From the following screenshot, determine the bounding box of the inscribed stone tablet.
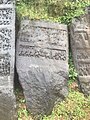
[0,0,16,119]
[70,6,90,95]
[16,20,68,118]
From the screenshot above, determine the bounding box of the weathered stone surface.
[0,0,17,119]
[70,6,90,95]
[16,20,68,118]
[0,88,16,120]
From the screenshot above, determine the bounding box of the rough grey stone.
[0,0,17,119]
[0,88,16,120]
[70,6,90,95]
[16,20,68,118]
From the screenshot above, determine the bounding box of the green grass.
[16,0,90,24]
[16,83,90,120]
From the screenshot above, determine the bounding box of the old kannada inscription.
[16,20,68,118]
[0,53,10,76]
[0,0,16,120]
[0,8,13,25]
[0,28,12,76]
[70,6,90,95]
[18,25,67,61]
[19,45,66,61]
[0,28,12,51]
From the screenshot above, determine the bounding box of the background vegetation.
[16,0,90,120]
[16,0,90,24]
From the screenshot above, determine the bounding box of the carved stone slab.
[0,0,16,119]
[70,6,90,95]
[16,20,68,118]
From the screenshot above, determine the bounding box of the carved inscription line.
[19,27,67,49]
[18,45,66,61]
[76,49,90,60]
[19,44,67,51]
[0,8,13,25]
[0,28,12,51]
[72,30,90,49]
[78,62,90,76]
[0,53,10,76]
[21,26,67,36]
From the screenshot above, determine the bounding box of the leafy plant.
[60,0,90,24]
[42,89,90,120]
[16,0,90,24]
[69,53,78,85]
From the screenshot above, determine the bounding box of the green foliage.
[42,89,90,120]
[18,108,29,119]
[60,0,90,24]
[16,0,90,24]
[69,53,78,85]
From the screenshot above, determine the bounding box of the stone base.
[0,88,17,120]
[78,76,90,96]
[17,66,68,118]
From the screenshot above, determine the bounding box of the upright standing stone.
[16,20,68,118]
[70,6,90,95]
[0,0,16,119]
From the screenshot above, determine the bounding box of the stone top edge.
[21,19,67,30]
[0,0,15,4]
[79,76,90,78]
[0,4,15,8]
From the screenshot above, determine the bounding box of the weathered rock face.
[0,0,17,119]
[70,6,90,95]
[16,20,68,118]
